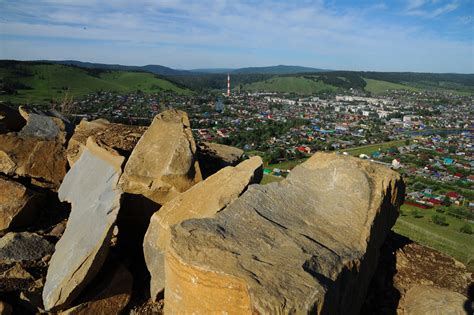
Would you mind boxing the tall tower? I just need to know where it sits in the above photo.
[227,73,230,97]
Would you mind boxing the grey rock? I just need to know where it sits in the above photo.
[42,137,124,311]
[0,232,54,262]
[165,153,405,314]
[19,112,61,140]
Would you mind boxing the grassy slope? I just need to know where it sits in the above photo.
[243,76,338,94]
[394,204,474,269]
[363,78,420,94]
[343,139,410,156]
[0,63,191,104]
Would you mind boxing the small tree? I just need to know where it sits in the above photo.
[412,209,424,218]
[460,223,473,234]
[432,214,448,226]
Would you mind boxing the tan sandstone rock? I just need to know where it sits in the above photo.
[0,301,13,315]
[165,152,404,314]
[0,177,43,232]
[66,119,146,167]
[119,110,202,204]
[197,141,245,178]
[42,137,124,311]
[0,134,67,189]
[60,262,133,315]
[400,285,467,315]
[144,156,263,299]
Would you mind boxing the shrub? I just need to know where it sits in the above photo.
[432,214,448,226]
[435,208,444,213]
[460,223,473,234]
[412,209,424,218]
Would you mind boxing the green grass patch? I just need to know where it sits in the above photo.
[363,78,419,94]
[260,174,284,185]
[0,63,192,104]
[343,139,410,157]
[243,76,338,94]
[394,204,474,270]
[267,158,308,170]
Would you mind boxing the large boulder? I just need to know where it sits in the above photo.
[66,119,146,167]
[164,153,404,314]
[18,106,68,144]
[197,141,244,178]
[0,177,43,232]
[400,285,467,315]
[119,110,202,204]
[144,156,263,299]
[362,232,473,314]
[0,135,67,189]
[42,137,124,311]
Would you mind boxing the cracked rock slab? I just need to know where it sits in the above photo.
[42,137,124,311]
[165,152,404,314]
[119,110,202,205]
[144,156,262,299]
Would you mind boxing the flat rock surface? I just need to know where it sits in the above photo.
[0,134,67,189]
[0,176,42,232]
[401,285,468,315]
[66,119,146,166]
[144,156,262,298]
[119,110,201,204]
[42,137,124,311]
[166,153,404,314]
[394,240,473,297]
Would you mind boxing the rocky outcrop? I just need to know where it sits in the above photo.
[144,156,263,299]
[0,232,54,263]
[164,152,404,314]
[119,110,202,204]
[400,285,467,315]
[42,137,124,311]
[362,232,473,314]
[197,141,244,178]
[66,119,146,166]
[0,134,67,189]
[0,177,43,232]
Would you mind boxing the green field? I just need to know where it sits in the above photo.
[394,204,474,270]
[363,78,420,94]
[0,62,192,104]
[268,158,308,170]
[342,139,410,156]
[260,174,284,185]
[243,76,338,94]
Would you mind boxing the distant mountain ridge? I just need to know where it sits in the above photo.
[43,60,329,75]
[45,60,193,76]
[191,65,329,74]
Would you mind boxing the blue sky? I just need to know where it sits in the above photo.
[0,0,473,72]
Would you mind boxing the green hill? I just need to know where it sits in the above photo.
[363,78,420,94]
[240,71,474,95]
[243,76,338,94]
[0,61,192,105]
